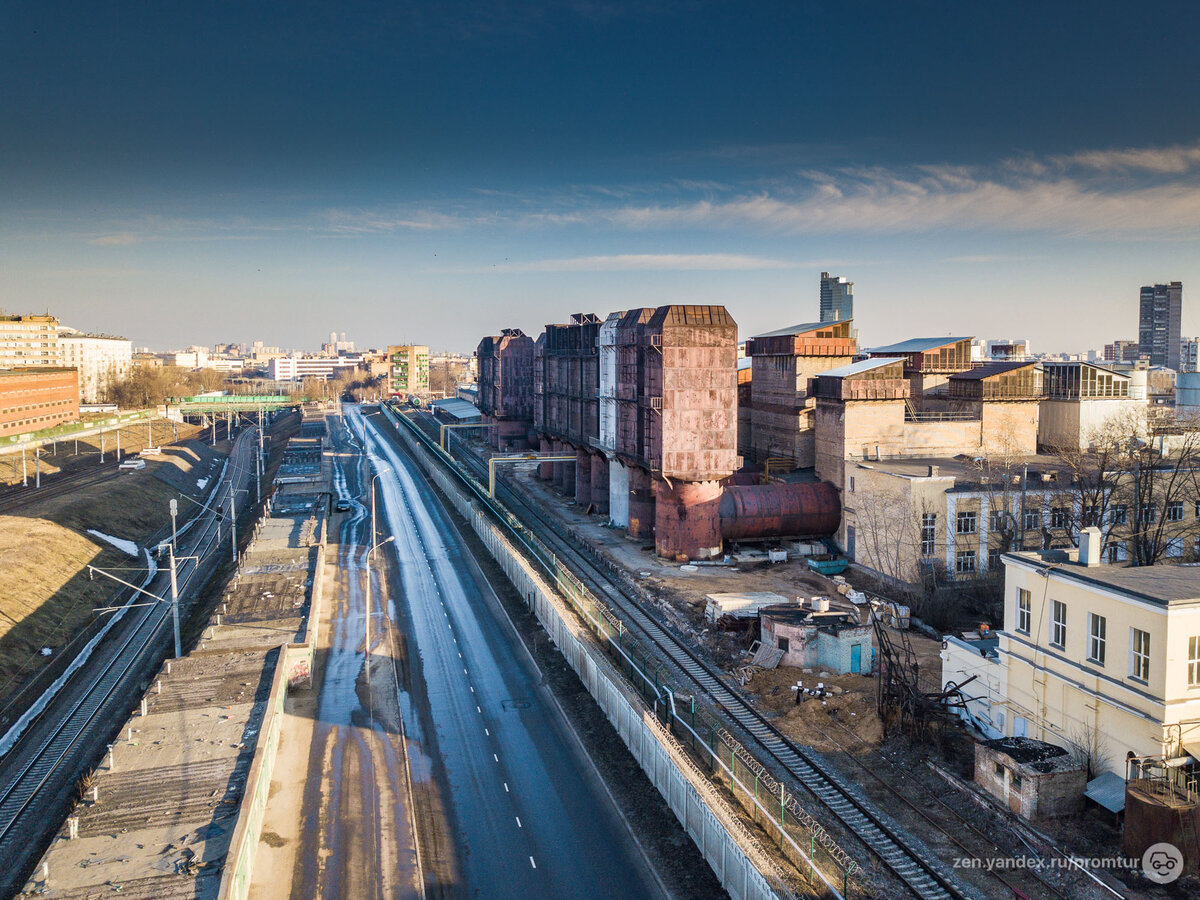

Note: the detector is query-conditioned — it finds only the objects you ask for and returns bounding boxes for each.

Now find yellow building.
[386,344,429,396]
[998,530,1200,774]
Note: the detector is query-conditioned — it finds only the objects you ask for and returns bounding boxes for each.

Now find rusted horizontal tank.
[719,482,840,541]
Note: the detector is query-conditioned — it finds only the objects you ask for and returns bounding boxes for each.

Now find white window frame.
[1191,636,1200,688]
[1088,613,1107,666]
[1050,600,1066,649]
[1016,588,1031,634]
[1130,628,1150,682]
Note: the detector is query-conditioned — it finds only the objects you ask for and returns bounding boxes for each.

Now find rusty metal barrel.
[718,482,840,540]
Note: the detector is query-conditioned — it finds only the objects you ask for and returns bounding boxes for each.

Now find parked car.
[335,498,351,512]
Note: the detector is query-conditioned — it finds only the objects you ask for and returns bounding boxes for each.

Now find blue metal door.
[850,644,862,674]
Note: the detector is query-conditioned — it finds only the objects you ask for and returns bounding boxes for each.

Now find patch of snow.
[196,477,209,490]
[0,547,157,758]
[87,529,139,557]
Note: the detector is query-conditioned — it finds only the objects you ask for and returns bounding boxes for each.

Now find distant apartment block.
[58,330,132,403]
[983,338,1031,361]
[386,345,430,395]
[819,272,853,323]
[267,354,363,382]
[1104,339,1143,363]
[1139,281,1183,370]
[0,313,60,368]
[0,368,80,437]
[1182,337,1199,374]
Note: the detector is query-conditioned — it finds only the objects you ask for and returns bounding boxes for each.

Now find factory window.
[1010,773,1023,791]
[988,547,1002,570]
[1016,589,1031,634]
[1050,507,1069,528]
[1140,503,1157,525]
[994,762,1005,779]
[1130,628,1150,682]
[920,514,937,557]
[848,476,855,493]
[989,509,1007,533]
[1107,541,1127,563]
[956,510,977,535]
[1168,501,1185,522]
[1111,505,1128,526]
[777,637,790,653]
[1050,600,1066,649]
[1088,613,1107,666]
[1190,637,1200,687]
[1023,508,1041,531]
[955,550,976,575]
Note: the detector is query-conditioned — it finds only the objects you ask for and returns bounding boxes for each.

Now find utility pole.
[116,427,121,460]
[100,430,105,463]
[35,448,41,489]
[230,490,237,563]
[168,543,181,658]
[21,447,26,487]
[170,498,178,552]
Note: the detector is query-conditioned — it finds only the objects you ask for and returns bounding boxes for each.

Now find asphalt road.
[292,412,421,899]
[351,405,663,900]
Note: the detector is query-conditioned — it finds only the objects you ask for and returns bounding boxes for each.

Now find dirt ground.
[741,665,883,752]
[0,438,226,706]
[0,417,203,487]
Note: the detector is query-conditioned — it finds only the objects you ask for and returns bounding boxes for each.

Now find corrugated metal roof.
[650,304,735,327]
[817,357,905,379]
[430,398,481,420]
[1085,772,1125,813]
[949,360,1040,381]
[869,336,972,354]
[750,318,851,339]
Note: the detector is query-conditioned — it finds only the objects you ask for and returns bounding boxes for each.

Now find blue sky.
[3,1,1199,353]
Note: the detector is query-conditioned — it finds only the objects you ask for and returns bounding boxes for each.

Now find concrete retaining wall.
[217,514,328,900]
[383,403,782,900]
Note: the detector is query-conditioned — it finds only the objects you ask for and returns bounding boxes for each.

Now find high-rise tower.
[819,272,853,323]
[1138,282,1183,370]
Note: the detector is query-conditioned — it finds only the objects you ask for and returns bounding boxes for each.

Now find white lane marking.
[463,667,468,674]
[484,728,490,735]
[529,857,536,869]
[470,686,474,693]
[458,652,462,658]
[493,753,499,762]
[515,816,522,828]
[477,706,482,713]
[504,782,509,792]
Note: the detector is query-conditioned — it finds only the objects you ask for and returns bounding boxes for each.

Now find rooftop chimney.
[1079,527,1102,567]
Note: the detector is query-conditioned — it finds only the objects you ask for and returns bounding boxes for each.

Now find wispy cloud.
[474,253,797,273]
[580,144,1200,236]
[89,232,140,246]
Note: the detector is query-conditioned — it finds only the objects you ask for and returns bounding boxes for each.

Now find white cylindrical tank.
[1176,372,1200,412]
[1128,368,1149,401]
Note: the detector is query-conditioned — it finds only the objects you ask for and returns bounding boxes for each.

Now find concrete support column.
[590,454,609,514]
[552,441,568,492]
[574,449,592,506]
[538,438,554,480]
[654,479,723,561]
[627,465,655,540]
[608,458,630,527]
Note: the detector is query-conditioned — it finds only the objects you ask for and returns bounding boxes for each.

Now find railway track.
[388,406,969,900]
[0,428,257,889]
[0,418,237,515]
[808,718,1081,900]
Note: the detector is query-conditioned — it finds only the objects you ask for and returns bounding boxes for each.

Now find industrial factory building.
[476,328,535,450]
[478,304,842,561]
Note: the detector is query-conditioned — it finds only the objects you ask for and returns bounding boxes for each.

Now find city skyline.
[3,2,1200,352]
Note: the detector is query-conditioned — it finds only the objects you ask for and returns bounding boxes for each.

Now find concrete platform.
[22,506,325,899]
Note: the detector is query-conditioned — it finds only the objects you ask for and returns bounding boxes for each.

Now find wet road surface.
[353,405,663,899]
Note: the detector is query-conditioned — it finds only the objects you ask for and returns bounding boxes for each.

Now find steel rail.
[387,405,968,900]
[0,430,255,862]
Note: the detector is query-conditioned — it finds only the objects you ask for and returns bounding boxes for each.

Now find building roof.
[649,304,735,327]
[750,318,852,339]
[948,360,1040,381]
[1085,772,1126,814]
[817,357,905,379]
[869,336,972,354]
[981,737,1077,774]
[430,397,481,420]
[1005,550,1200,606]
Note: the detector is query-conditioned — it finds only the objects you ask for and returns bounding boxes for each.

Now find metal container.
[655,478,723,560]
[719,482,840,541]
